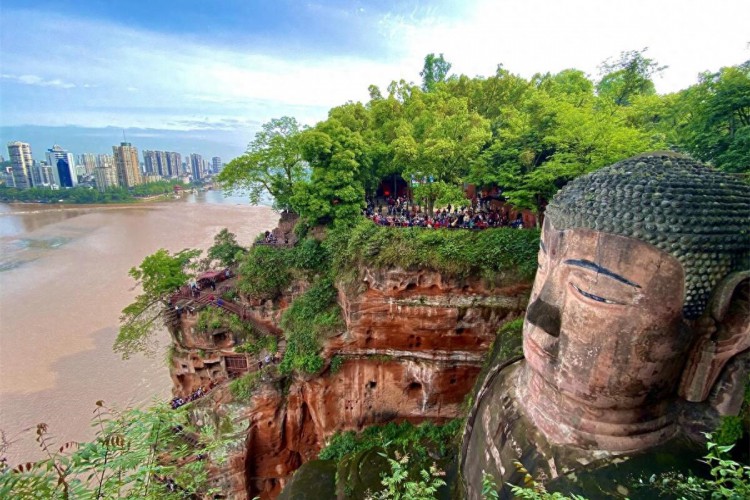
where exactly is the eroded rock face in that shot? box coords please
[331,267,528,359]
[189,266,531,499]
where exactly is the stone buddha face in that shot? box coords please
[519,218,695,449]
[524,218,689,407]
[512,153,750,451]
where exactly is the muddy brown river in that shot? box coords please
[0,192,277,464]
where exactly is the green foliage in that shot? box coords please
[714,416,745,447]
[235,335,278,356]
[328,218,539,283]
[206,228,245,267]
[237,245,293,299]
[644,435,750,500]
[596,48,666,106]
[291,115,369,225]
[504,460,587,499]
[292,237,330,274]
[420,53,453,92]
[0,401,226,499]
[330,355,344,374]
[676,61,750,174]
[481,472,500,500]
[393,86,492,214]
[0,182,175,204]
[495,317,525,361]
[319,420,462,463]
[217,116,306,209]
[367,452,446,500]
[508,486,586,500]
[229,372,260,400]
[279,277,343,375]
[115,248,201,358]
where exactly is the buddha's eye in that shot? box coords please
[571,283,623,305]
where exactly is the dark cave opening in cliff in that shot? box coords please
[407,381,423,397]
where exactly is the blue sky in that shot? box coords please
[1,0,748,162]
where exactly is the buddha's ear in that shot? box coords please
[679,271,750,404]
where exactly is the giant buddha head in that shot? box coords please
[519,152,750,452]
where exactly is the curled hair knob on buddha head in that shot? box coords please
[545,152,750,319]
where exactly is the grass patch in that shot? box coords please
[229,371,260,400]
[319,419,462,462]
[326,218,540,284]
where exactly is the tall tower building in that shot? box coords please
[7,141,34,189]
[211,156,222,174]
[113,142,142,187]
[78,153,97,175]
[167,152,181,177]
[143,150,158,175]
[38,163,55,186]
[189,153,203,181]
[95,154,119,192]
[46,145,77,188]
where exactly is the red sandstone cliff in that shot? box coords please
[169,266,531,498]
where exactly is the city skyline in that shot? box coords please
[2,0,749,163]
[3,136,223,171]
[4,137,222,192]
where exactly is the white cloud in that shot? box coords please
[380,0,750,93]
[2,73,76,89]
[1,0,748,133]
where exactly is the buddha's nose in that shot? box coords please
[526,282,561,337]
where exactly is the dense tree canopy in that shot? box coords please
[676,61,750,173]
[224,52,747,225]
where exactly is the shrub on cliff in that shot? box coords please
[279,277,343,375]
[237,245,293,299]
[319,420,462,462]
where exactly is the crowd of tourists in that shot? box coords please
[170,386,208,409]
[365,196,527,229]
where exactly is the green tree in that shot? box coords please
[468,68,658,214]
[597,48,666,106]
[420,53,452,92]
[291,115,369,225]
[678,61,750,173]
[205,228,245,268]
[393,88,491,214]
[217,116,306,209]
[115,248,201,358]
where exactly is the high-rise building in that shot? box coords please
[167,152,181,177]
[7,141,34,189]
[212,156,222,174]
[38,162,55,187]
[189,153,203,181]
[113,142,142,187]
[144,150,180,177]
[79,153,97,175]
[143,150,158,175]
[46,145,77,188]
[95,154,119,192]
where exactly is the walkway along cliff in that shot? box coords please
[163,215,540,498]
